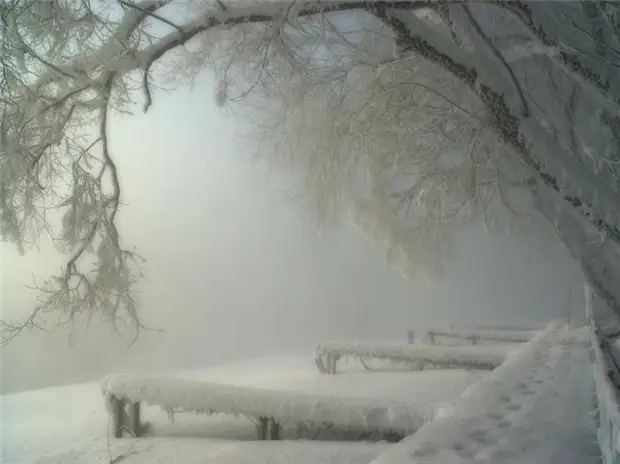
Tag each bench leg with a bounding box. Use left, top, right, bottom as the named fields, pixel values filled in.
left=112, top=396, right=124, bottom=438
left=330, top=354, right=338, bottom=375
left=270, top=418, right=280, bottom=440
left=258, top=417, right=268, bottom=440
left=129, top=402, right=141, bottom=437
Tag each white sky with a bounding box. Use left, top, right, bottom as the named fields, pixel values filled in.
left=0, top=70, right=586, bottom=394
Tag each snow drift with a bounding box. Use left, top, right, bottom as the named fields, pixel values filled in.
left=369, top=322, right=600, bottom=464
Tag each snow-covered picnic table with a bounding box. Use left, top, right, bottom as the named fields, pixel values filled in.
left=100, top=374, right=425, bottom=440
left=314, top=341, right=516, bottom=374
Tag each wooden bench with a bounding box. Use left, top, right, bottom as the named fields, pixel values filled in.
left=314, top=341, right=514, bottom=374
left=101, top=374, right=424, bottom=441
left=109, top=394, right=283, bottom=440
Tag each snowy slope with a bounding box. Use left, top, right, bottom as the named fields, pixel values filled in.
left=370, top=323, right=601, bottom=464
left=1, top=356, right=480, bottom=464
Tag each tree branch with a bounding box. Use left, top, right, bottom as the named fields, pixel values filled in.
left=375, top=5, right=620, bottom=250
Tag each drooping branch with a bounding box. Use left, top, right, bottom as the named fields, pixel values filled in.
left=4, top=0, right=620, bottom=340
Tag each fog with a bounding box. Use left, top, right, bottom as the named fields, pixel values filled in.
left=0, top=73, right=586, bottom=395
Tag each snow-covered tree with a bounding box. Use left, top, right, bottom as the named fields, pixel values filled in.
left=1, top=0, right=619, bottom=342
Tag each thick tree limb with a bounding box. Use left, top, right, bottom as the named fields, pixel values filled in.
left=375, top=6, right=620, bottom=251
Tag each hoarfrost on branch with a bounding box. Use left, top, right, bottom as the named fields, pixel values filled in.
left=1, top=0, right=619, bottom=341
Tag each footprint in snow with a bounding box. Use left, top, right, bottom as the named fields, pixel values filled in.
left=413, top=443, right=437, bottom=458
left=468, top=428, right=493, bottom=445
left=486, top=412, right=504, bottom=421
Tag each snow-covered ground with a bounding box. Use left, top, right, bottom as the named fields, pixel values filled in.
left=1, top=328, right=600, bottom=464
left=1, top=356, right=481, bottom=464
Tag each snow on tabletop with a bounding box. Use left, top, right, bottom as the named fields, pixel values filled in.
left=100, top=374, right=425, bottom=435
left=315, top=341, right=516, bottom=368
left=174, top=357, right=484, bottom=410
left=369, top=323, right=600, bottom=464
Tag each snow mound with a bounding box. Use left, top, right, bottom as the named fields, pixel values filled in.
left=370, top=322, right=600, bottom=464
left=100, top=374, right=425, bottom=436
left=316, top=341, right=515, bottom=370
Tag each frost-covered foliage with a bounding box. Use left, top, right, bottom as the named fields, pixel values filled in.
left=1, top=1, right=620, bottom=339
left=100, top=373, right=425, bottom=435
left=243, top=51, right=528, bottom=279
left=0, top=0, right=156, bottom=341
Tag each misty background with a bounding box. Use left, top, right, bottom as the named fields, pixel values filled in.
left=0, top=73, right=586, bottom=395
